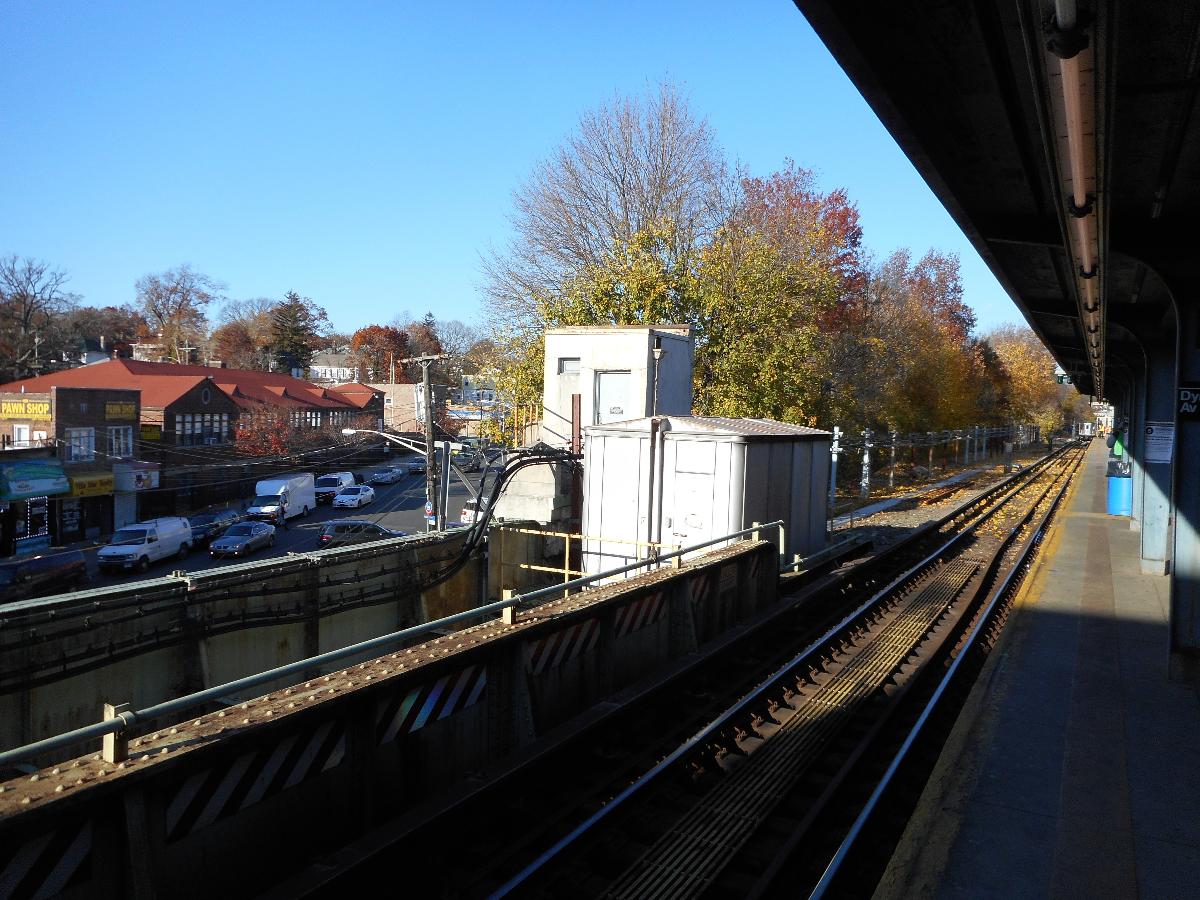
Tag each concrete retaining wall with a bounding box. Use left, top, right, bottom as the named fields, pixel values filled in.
left=0, top=529, right=481, bottom=755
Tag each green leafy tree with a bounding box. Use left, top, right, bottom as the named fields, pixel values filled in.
left=269, top=290, right=329, bottom=373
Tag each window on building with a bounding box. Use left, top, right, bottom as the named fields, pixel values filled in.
left=558, top=357, right=581, bottom=374
left=65, top=427, right=95, bottom=462
left=12, top=424, right=30, bottom=448
left=219, top=414, right=229, bottom=442
left=108, top=426, right=133, bottom=458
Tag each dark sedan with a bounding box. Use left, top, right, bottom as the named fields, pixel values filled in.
left=209, top=522, right=276, bottom=558
left=188, top=509, right=243, bottom=545
left=317, top=519, right=408, bottom=549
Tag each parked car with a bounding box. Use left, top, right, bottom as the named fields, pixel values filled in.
left=188, top=509, right=243, bottom=545
left=0, top=550, right=89, bottom=600
left=97, top=517, right=192, bottom=573
left=317, top=519, right=408, bottom=549
left=407, top=457, right=427, bottom=475
left=368, top=466, right=405, bottom=484
left=315, top=472, right=355, bottom=504
left=333, top=485, right=375, bottom=508
left=460, top=496, right=490, bottom=525
left=209, top=522, right=276, bottom=558
left=452, top=451, right=482, bottom=472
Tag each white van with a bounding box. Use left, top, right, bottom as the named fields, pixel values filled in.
left=247, top=473, right=316, bottom=522
left=97, top=517, right=192, bottom=573
left=315, top=471, right=355, bottom=504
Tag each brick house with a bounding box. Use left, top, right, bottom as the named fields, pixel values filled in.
left=0, top=359, right=372, bottom=450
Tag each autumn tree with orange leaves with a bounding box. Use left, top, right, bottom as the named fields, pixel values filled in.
left=482, top=82, right=1086, bottom=438
left=349, top=325, right=411, bottom=382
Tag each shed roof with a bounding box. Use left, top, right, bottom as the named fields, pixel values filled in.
left=586, top=416, right=831, bottom=439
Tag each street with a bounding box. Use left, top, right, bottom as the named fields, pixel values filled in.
left=84, top=460, right=484, bottom=588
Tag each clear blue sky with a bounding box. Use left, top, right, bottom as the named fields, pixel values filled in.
left=1, top=0, right=1023, bottom=336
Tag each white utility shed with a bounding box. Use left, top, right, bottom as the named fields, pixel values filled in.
left=541, top=326, right=694, bottom=447
left=581, top=416, right=831, bottom=574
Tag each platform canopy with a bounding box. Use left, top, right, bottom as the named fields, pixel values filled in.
left=795, top=1, right=1199, bottom=400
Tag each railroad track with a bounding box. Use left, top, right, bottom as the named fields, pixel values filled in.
left=287, top=445, right=1084, bottom=899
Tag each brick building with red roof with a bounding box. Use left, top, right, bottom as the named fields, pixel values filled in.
left=0, top=360, right=379, bottom=448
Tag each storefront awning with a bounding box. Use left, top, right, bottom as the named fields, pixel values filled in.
left=0, top=458, right=70, bottom=501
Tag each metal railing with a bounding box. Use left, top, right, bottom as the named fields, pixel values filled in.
left=496, top=525, right=681, bottom=584
left=0, top=520, right=783, bottom=771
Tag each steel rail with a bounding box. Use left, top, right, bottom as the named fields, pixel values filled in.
left=808, top=445, right=1084, bottom=897
left=0, top=521, right=782, bottom=770
left=488, top=443, right=1080, bottom=898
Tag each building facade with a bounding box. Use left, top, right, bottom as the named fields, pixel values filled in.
left=310, top=353, right=359, bottom=383
left=0, top=387, right=157, bottom=554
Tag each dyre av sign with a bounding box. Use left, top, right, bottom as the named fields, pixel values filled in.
left=1180, top=384, right=1200, bottom=421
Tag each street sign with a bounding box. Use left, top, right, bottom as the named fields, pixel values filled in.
left=424, top=500, right=434, bottom=516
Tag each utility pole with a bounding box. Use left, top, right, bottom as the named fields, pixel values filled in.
left=400, top=353, right=448, bottom=530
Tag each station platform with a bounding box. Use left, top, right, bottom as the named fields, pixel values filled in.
left=881, top=440, right=1200, bottom=898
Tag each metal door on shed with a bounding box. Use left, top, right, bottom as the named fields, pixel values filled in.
left=594, top=371, right=632, bottom=424
left=665, top=438, right=721, bottom=554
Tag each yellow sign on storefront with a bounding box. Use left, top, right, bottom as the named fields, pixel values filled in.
left=140, top=424, right=162, bottom=441
left=69, top=473, right=114, bottom=497
left=105, top=401, right=136, bottom=421
left=1, top=398, right=51, bottom=420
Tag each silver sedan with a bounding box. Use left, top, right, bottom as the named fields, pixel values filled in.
left=209, top=522, right=276, bottom=558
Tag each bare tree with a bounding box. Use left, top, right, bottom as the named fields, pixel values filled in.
left=437, top=319, right=480, bottom=381
left=135, top=265, right=224, bottom=363
left=483, top=82, right=726, bottom=331
left=0, top=255, right=78, bottom=380
left=212, top=296, right=275, bottom=367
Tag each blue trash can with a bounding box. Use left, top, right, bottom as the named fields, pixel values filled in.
left=1106, top=476, right=1132, bottom=516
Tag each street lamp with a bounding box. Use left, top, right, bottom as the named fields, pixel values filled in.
left=341, top=428, right=474, bottom=530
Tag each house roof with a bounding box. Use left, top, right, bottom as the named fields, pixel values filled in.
left=311, top=352, right=353, bottom=367
left=0, top=359, right=359, bottom=414
left=326, top=383, right=383, bottom=409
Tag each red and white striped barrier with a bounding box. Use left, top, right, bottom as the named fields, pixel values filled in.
left=375, top=664, right=488, bottom=745
left=613, top=592, right=666, bottom=639
left=0, top=818, right=92, bottom=899
left=165, top=717, right=346, bottom=843
left=525, top=619, right=600, bottom=675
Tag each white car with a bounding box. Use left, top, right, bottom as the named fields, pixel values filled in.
left=333, top=485, right=375, bottom=508
left=368, top=467, right=405, bottom=485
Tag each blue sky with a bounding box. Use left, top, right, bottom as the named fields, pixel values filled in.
left=1, top=0, right=1023, bottom=336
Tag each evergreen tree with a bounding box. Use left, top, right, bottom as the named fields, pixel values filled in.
left=269, top=290, right=329, bottom=373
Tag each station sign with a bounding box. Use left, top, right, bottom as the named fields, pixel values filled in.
left=1179, top=383, right=1200, bottom=421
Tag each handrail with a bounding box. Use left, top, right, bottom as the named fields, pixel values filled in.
left=0, top=520, right=782, bottom=770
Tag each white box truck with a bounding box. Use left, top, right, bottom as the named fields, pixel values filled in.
left=247, top=473, right=316, bottom=522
